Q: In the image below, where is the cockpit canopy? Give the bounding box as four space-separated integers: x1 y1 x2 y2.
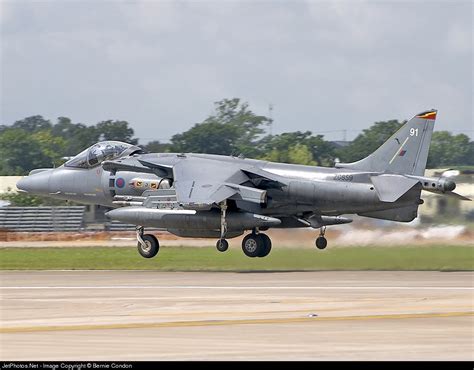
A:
65 141 142 169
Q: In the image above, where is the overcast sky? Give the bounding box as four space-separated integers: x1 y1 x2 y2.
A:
1 0 472 143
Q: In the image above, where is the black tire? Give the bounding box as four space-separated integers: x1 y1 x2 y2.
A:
242 234 264 258
216 239 229 252
137 234 160 258
315 236 327 250
258 233 272 257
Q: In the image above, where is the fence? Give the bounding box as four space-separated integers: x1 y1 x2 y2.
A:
0 206 86 232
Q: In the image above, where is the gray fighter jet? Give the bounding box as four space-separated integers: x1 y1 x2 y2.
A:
16 110 470 258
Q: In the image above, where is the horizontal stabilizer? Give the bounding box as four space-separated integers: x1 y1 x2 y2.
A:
370 174 419 202
359 204 419 222
441 191 471 201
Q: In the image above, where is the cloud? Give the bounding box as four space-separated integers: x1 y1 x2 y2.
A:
1 0 472 143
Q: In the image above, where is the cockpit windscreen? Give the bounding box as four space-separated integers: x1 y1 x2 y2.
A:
65 141 137 168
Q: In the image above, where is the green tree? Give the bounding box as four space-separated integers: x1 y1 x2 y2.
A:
0 128 50 174
143 140 172 153
427 131 473 168
336 120 404 162
259 132 311 163
31 130 67 167
51 117 99 155
304 135 336 166
0 127 67 175
466 142 474 166
171 98 270 156
95 120 138 145
258 131 335 166
0 189 70 206
287 144 317 165
171 121 242 155
12 115 52 132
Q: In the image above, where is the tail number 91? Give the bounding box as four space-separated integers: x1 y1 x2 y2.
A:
410 128 419 136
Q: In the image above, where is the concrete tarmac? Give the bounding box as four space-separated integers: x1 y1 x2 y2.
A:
0 271 473 360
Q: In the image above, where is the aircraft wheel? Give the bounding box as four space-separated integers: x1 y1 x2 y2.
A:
137 234 160 258
315 236 327 250
258 233 272 257
242 234 264 258
216 239 229 252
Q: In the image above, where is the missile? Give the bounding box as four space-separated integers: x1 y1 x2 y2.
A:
106 207 281 231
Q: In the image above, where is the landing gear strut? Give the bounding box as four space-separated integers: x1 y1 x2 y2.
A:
315 226 328 250
136 226 160 258
242 229 272 258
216 201 229 252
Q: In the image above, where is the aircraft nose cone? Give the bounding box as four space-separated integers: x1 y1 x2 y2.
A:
16 177 33 192
16 171 52 195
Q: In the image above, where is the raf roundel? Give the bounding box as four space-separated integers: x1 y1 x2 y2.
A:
115 178 126 189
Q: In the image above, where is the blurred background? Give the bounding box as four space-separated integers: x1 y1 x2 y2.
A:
0 1 472 247
0 98 472 247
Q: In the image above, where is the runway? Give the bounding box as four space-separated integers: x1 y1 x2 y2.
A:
1 271 473 360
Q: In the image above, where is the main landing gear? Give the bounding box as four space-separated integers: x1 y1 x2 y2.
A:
214 201 272 257
315 226 328 250
136 226 160 258
216 232 272 258
241 231 272 258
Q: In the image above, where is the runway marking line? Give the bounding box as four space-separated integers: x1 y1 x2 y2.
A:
1 311 472 334
2 286 473 290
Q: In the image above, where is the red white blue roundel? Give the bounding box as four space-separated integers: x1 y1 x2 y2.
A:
115 178 125 188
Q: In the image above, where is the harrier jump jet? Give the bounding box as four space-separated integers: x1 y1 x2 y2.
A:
16 110 469 258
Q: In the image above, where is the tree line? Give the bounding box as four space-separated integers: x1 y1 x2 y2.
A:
1 98 472 176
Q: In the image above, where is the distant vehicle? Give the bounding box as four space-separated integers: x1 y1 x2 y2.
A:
17 110 470 258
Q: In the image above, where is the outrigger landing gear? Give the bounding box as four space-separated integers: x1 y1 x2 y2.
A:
136 226 160 258
216 201 229 252
315 226 328 250
241 229 272 258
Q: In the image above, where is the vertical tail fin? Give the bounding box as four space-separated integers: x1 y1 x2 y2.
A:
336 110 437 175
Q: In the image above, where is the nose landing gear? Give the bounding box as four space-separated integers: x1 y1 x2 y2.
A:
136 226 160 258
215 201 229 253
216 239 229 252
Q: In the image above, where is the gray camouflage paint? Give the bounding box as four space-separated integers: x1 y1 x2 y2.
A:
16 110 468 238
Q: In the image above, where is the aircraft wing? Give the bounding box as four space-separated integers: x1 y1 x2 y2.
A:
105 155 276 209
173 180 267 210
171 157 267 209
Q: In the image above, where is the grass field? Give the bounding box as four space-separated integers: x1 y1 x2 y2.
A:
0 245 472 271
